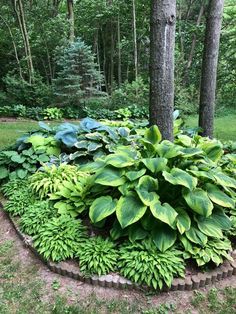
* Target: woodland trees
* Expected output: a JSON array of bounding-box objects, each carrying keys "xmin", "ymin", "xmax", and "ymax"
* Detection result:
[{"xmin": 0, "ymin": 0, "xmax": 234, "ymax": 138}]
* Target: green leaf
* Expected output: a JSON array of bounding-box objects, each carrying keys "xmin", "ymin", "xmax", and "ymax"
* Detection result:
[
  {"xmin": 209, "ymin": 208, "xmax": 232, "ymax": 230},
  {"xmin": 11, "ymin": 154, "xmax": 26, "ymax": 164},
  {"xmin": 37, "ymin": 154, "xmax": 49, "ymax": 163},
  {"xmin": 144, "ymin": 125, "xmax": 162, "ymax": 145},
  {"xmin": 128, "ymin": 225, "xmax": 148, "ymax": 242},
  {"xmin": 175, "ymin": 208, "xmax": 191, "ymax": 234},
  {"xmin": 195, "ymin": 216, "xmax": 223, "ymax": 238},
  {"xmin": 136, "ymin": 175, "xmax": 159, "ymax": 206},
  {"xmin": 186, "ymin": 226, "xmax": 208, "ymax": 245},
  {"xmin": 16, "ymin": 169, "xmax": 28, "ymax": 179},
  {"xmin": 206, "ymin": 183, "xmax": 235, "ymax": 208},
  {"xmin": 163, "ymin": 168, "xmax": 197, "ymax": 190},
  {"xmin": 152, "ymin": 222, "xmax": 177, "ymax": 252},
  {"xmin": 141, "ymin": 157, "xmax": 168, "ymax": 173},
  {"xmin": 200, "ymin": 142, "xmax": 223, "ymax": 161},
  {"xmin": 125, "ymin": 168, "xmax": 146, "ymax": 181},
  {"xmin": 156, "ymin": 141, "xmax": 182, "ymax": 158},
  {"xmin": 89, "ymin": 196, "xmax": 117, "ymax": 223},
  {"xmin": 95, "ymin": 167, "xmax": 126, "ymax": 186},
  {"xmin": 105, "ymin": 153, "xmax": 135, "ymax": 168},
  {"xmin": 150, "ymin": 202, "xmax": 178, "ymax": 227},
  {"xmin": 110, "ymin": 220, "xmax": 128, "ymax": 240},
  {"xmin": 183, "ymin": 188, "xmax": 213, "ymax": 217},
  {"xmin": 116, "ymin": 192, "xmax": 147, "ymax": 228},
  {"xmin": 213, "ymin": 172, "xmax": 236, "ymax": 189},
  {"xmin": 0, "ymin": 166, "xmax": 9, "ymax": 179}
]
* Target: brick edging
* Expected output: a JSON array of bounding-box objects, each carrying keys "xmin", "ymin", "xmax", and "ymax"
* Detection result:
[{"xmin": 3, "ymin": 207, "xmax": 236, "ymax": 292}]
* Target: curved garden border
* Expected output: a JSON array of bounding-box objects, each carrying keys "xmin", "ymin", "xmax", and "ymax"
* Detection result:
[{"xmin": 2, "ymin": 202, "xmax": 236, "ymax": 293}]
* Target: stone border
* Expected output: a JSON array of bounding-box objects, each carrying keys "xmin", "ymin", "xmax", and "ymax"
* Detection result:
[{"xmin": 2, "ymin": 207, "xmax": 236, "ymax": 292}]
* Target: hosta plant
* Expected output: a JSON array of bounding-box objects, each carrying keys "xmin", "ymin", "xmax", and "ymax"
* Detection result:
[
  {"xmin": 33, "ymin": 215, "xmax": 87, "ymax": 262},
  {"xmin": 86, "ymin": 126, "xmax": 235, "ymax": 253},
  {"xmin": 4, "ymin": 187, "xmax": 36, "ymax": 216},
  {"xmin": 76, "ymin": 236, "xmax": 119, "ymax": 276},
  {"xmin": 1, "ymin": 178, "xmax": 29, "ymax": 197},
  {"xmin": 180, "ymin": 235, "xmax": 233, "ymax": 266},
  {"xmin": 20, "ymin": 200, "xmax": 57, "ymax": 235},
  {"xmin": 30, "ymin": 164, "xmax": 84, "ymax": 199},
  {"xmin": 118, "ymin": 239, "xmax": 185, "ymax": 290}
]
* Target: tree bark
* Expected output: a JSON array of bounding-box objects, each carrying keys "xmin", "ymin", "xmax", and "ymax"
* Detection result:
[
  {"xmin": 149, "ymin": 0, "xmax": 176, "ymax": 141},
  {"xmin": 67, "ymin": 0, "xmax": 75, "ymax": 43},
  {"xmin": 132, "ymin": 0, "xmax": 138, "ymax": 81},
  {"xmin": 199, "ymin": 0, "xmax": 224, "ymax": 138},
  {"xmin": 117, "ymin": 13, "xmax": 122, "ymax": 87}
]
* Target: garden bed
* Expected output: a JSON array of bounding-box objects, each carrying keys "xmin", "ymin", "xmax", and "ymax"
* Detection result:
[{"xmin": 2, "ymin": 202, "xmax": 236, "ymax": 293}]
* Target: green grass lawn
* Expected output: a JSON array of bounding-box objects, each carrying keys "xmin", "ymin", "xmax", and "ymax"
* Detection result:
[
  {"xmin": 185, "ymin": 113, "xmax": 236, "ymax": 141},
  {"xmin": 0, "ymin": 114, "xmax": 235, "ymax": 150}
]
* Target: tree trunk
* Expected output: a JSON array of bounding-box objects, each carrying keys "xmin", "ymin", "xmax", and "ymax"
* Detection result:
[
  {"xmin": 199, "ymin": 0, "xmax": 224, "ymax": 138},
  {"xmin": 149, "ymin": 0, "xmax": 176, "ymax": 141},
  {"xmin": 184, "ymin": 3, "xmax": 205, "ymax": 84},
  {"xmin": 0, "ymin": 15, "xmax": 23, "ymax": 80},
  {"xmin": 13, "ymin": 0, "xmax": 34, "ymax": 84},
  {"xmin": 132, "ymin": 0, "xmax": 138, "ymax": 81},
  {"xmin": 117, "ymin": 13, "xmax": 122, "ymax": 87},
  {"xmin": 67, "ymin": 0, "xmax": 75, "ymax": 43}
]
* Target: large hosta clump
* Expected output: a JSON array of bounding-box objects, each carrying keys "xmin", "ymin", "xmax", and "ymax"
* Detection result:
[{"xmin": 83, "ymin": 126, "xmax": 236, "ymax": 265}]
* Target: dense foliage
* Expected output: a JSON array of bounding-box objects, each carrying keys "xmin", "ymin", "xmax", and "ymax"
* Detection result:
[{"xmin": 1, "ymin": 119, "xmax": 236, "ymax": 290}]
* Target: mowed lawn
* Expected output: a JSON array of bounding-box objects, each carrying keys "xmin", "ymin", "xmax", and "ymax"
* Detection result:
[
  {"xmin": 0, "ymin": 114, "xmax": 235, "ymax": 149},
  {"xmin": 185, "ymin": 113, "xmax": 236, "ymax": 142}
]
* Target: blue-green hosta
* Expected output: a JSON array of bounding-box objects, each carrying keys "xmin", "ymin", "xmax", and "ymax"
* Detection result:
[{"xmin": 85, "ymin": 126, "xmax": 236, "ymax": 256}]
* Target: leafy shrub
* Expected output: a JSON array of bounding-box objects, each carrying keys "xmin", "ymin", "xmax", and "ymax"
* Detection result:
[
  {"xmin": 30, "ymin": 164, "xmax": 82, "ymax": 199},
  {"xmin": 118, "ymin": 240, "xmax": 185, "ymax": 290},
  {"xmin": 43, "ymin": 107, "xmax": 63, "ymax": 120},
  {"xmin": 3, "ymin": 73, "xmax": 53, "ymax": 107},
  {"xmin": 33, "ymin": 215, "xmax": 87, "ymax": 262},
  {"xmin": 20, "ymin": 200, "xmax": 57, "ymax": 235},
  {"xmin": 111, "ymin": 77, "xmax": 149, "ymax": 108},
  {"xmin": 77, "ymin": 236, "xmax": 119, "ymax": 276},
  {"xmin": 87, "ymin": 126, "xmax": 235, "ymax": 258},
  {"xmin": 181, "ymin": 235, "xmax": 233, "ymax": 266},
  {"xmin": 0, "ymin": 133, "xmax": 60, "ymax": 181},
  {"xmin": 4, "ymin": 187, "xmax": 36, "ymax": 216}
]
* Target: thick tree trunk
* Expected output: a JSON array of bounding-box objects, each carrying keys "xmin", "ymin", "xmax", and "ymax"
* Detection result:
[
  {"xmin": 132, "ymin": 0, "xmax": 138, "ymax": 81},
  {"xmin": 149, "ymin": 0, "xmax": 176, "ymax": 141},
  {"xmin": 67, "ymin": 0, "xmax": 75, "ymax": 43},
  {"xmin": 199, "ymin": 0, "xmax": 224, "ymax": 138}
]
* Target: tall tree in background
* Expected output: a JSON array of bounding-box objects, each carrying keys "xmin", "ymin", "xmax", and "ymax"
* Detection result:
[
  {"xmin": 12, "ymin": 0, "xmax": 34, "ymax": 84},
  {"xmin": 199, "ymin": 0, "xmax": 224, "ymax": 138},
  {"xmin": 149, "ymin": 0, "xmax": 176, "ymax": 141},
  {"xmin": 67, "ymin": 0, "xmax": 75, "ymax": 43},
  {"xmin": 132, "ymin": 0, "xmax": 138, "ymax": 81}
]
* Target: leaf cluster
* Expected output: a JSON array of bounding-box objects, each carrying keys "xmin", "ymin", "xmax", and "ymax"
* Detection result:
[
  {"xmin": 76, "ymin": 236, "xmax": 119, "ymax": 276},
  {"xmin": 33, "ymin": 215, "xmax": 87, "ymax": 262},
  {"xmin": 118, "ymin": 239, "xmax": 185, "ymax": 290},
  {"xmin": 20, "ymin": 200, "xmax": 57, "ymax": 235}
]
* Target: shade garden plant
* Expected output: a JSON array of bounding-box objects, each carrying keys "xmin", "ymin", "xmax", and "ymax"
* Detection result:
[{"xmin": 0, "ymin": 117, "xmax": 236, "ymax": 291}]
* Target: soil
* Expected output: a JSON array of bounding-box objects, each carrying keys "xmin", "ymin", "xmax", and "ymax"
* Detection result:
[{"xmin": 1, "ymin": 208, "xmax": 236, "ymax": 313}]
